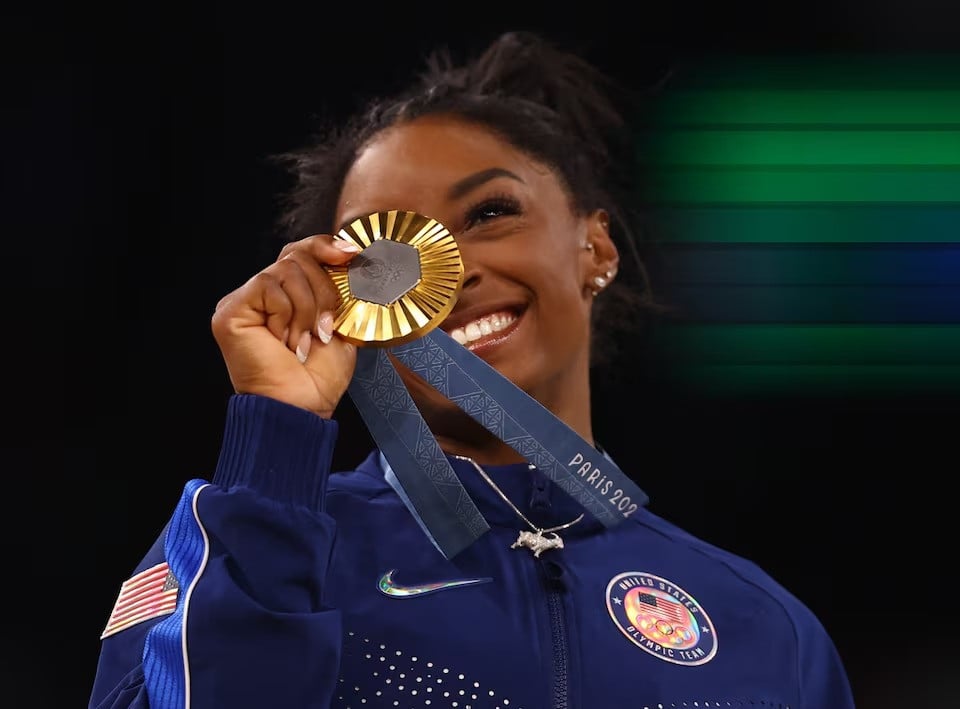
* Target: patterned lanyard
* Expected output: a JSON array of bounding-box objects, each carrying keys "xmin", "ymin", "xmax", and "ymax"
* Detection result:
[{"xmin": 349, "ymin": 328, "xmax": 649, "ymax": 559}]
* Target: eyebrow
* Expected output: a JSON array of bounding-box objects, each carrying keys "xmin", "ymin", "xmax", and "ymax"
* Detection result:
[
  {"xmin": 447, "ymin": 167, "xmax": 524, "ymax": 200},
  {"xmin": 338, "ymin": 167, "xmax": 525, "ymax": 229}
]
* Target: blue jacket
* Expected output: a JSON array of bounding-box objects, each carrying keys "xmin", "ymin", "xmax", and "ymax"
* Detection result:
[{"xmin": 90, "ymin": 394, "xmax": 855, "ymax": 708}]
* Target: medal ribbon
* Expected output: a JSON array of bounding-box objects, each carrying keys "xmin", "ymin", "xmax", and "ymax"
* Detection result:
[{"xmin": 348, "ymin": 328, "xmax": 649, "ymax": 559}]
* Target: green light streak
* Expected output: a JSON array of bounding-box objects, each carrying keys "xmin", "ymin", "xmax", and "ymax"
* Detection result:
[
  {"xmin": 647, "ymin": 168, "xmax": 960, "ymax": 204},
  {"xmin": 649, "ymin": 130, "xmax": 960, "ymax": 166},
  {"xmin": 653, "ymin": 90, "xmax": 960, "ymax": 127}
]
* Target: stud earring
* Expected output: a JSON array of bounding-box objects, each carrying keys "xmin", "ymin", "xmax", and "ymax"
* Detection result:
[
  {"xmin": 581, "ymin": 241, "xmax": 594, "ymax": 251},
  {"xmin": 590, "ymin": 272, "xmax": 611, "ymax": 297}
]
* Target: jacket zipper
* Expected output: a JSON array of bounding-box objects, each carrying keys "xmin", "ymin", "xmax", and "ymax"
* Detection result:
[{"xmin": 540, "ymin": 561, "xmax": 570, "ymax": 709}]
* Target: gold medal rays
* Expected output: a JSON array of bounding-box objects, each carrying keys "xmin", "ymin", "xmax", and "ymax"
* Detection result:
[{"xmin": 326, "ymin": 210, "xmax": 464, "ymax": 347}]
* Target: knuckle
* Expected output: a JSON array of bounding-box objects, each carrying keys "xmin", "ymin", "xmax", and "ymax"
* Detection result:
[{"xmin": 277, "ymin": 241, "xmax": 300, "ymax": 260}]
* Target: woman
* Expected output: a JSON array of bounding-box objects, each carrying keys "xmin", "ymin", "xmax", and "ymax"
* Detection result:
[{"xmin": 89, "ymin": 31, "xmax": 855, "ymax": 708}]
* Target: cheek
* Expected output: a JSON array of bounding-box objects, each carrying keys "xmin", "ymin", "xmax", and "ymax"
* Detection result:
[
  {"xmin": 537, "ymin": 275, "xmax": 591, "ymax": 330},
  {"xmin": 543, "ymin": 252, "xmax": 589, "ymax": 302}
]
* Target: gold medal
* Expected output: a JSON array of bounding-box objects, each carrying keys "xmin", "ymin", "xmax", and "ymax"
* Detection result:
[{"xmin": 326, "ymin": 210, "xmax": 463, "ymax": 347}]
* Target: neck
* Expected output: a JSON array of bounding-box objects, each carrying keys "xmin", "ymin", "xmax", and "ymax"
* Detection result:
[
  {"xmin": 422, "ymin": 402, "xmax": 527, "ymax": 465},
  {"xmin": 389, "ymin": 353, "xmax": 595, "ymax": 468},
  {"xmin": 416, "ymin": 379, "xmax": 596, "ymax": 468}
]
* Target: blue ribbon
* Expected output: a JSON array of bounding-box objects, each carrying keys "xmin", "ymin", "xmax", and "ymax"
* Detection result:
[{"xmin": 348, "ymin": 328, "xmax": 649, "ymax": 559}]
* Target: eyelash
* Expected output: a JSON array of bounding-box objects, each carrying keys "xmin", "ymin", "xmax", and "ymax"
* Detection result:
[{"xmin": 463, "ymin": 193, "xmax": 522, "ymax": 229}]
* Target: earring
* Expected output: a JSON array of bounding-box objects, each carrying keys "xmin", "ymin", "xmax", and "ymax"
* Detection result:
[
  {"xmin": 581, "ymin": 241, "xmax": 594, "ymax": 251},
  {"xmin": 590, "ymin": 271, "xmax": 614, "ymax": 297}
]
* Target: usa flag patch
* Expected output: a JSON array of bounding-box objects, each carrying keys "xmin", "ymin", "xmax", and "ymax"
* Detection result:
[{"xmin": 100, "ymin": 562, "xmax": 179, "ymax": 639}]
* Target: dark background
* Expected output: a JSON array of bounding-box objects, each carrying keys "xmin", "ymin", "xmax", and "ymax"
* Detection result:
[{"xmin": 5, "ymin": 1, "xmax": 959, "ymax": 707}]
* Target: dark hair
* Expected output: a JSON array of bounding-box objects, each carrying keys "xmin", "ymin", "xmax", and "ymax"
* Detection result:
[{"xmin": 272, "ymin": 30, "xmax": 670, "ymax": 369}]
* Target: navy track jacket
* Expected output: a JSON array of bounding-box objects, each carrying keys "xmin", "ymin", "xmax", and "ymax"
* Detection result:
[{"xmin": 90, "ymin": 394, "xmax": 855, "ymax": 708}]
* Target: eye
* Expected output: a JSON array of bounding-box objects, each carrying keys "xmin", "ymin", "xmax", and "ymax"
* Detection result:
[{"xmin": 463, "ymin": 194, "xmax": 522, "ymax": 229}]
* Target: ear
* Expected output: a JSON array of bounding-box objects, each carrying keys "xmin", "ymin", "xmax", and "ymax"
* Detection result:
[{"xmin": 582, "ymin": 209, "xmax": 619, "ymax": 296}]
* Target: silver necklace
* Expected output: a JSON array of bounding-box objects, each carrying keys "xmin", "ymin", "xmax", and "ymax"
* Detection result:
[{"xmin": 453, "ymin": 454, "xmax": 584, "ymax": 557}]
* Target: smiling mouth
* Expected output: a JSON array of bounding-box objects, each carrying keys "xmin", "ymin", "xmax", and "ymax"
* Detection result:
[{"xmin": 446, "ymin": 310, "xmax": 518, "ymax": 347}]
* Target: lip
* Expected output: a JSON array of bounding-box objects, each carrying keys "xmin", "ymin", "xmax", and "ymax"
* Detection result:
[
  {"xmin": 442, "ymin": 303, "xmax": 525, "ymax": 353},
  {"xmin": 441, "ymin": 302, "xmax": 524, "ymax": 333},
  {"xmin": 462, "ymin": 316, "xmax": 521, "ymax": 354}
]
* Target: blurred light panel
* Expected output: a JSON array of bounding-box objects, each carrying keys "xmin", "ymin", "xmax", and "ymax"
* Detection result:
[{"xmin": 644, "ymin": 56, "xmax": 960, "ymax": 395}]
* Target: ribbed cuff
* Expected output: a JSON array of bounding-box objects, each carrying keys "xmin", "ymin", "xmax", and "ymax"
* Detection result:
[{"xmin": 211, "ymin": 394, "xmax": 339, "ymax": 512}]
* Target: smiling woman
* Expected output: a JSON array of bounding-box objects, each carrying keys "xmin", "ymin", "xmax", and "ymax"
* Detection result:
[{"xmin": 88, "ymin": 31, "xmax": 855, "ymax": 709}]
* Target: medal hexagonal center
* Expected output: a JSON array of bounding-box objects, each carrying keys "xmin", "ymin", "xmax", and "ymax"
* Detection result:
[{"xmin": 347, "ymin": 239, "xmax": 422, "ymax": 306}]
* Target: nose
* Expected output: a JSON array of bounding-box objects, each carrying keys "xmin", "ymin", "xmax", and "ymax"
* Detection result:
[
  {"xmin": 460, "ymin": 266, "xmax": 481, "ymax": 291},
  {"xmin": 458, "ymin": 247, "xmax": 483, "ymax": 292}
]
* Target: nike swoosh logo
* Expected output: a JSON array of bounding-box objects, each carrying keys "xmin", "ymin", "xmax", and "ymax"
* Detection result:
[{"xmin": 378, "ymin": 569, "xmax": 492, "ymax": 598}]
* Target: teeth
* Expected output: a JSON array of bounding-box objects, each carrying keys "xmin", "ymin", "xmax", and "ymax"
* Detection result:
[{"xmin": 449, "ymin": 312, "xmax": 516, "ymax": 346}]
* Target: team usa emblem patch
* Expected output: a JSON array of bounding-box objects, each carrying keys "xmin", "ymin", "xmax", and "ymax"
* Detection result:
[
  {"xmin": 100, "ymin": 562, "xmax": 179, "ymax": 639},
  {"xmin": 605, "ymin": 571, "xmax": 717, "ymax": 666}
]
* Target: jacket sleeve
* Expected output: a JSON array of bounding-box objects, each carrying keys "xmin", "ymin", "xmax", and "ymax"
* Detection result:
[{"xmin": 89, "ymin": 394, "xmax": 342, "ymax": 709}]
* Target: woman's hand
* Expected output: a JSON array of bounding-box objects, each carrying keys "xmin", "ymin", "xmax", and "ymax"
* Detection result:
[{"xmin": 211, "ymin": 235, "xmax": 360, "ymax": 418}]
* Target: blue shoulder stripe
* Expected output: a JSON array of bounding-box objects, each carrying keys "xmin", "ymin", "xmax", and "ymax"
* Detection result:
[{"xmin": 142, "ymin": 479, "xmax": 211, "ymax": 709}]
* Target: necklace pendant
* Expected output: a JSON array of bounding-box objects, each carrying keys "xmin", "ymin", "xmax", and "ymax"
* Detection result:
[{"xmin": 511, "ymin": 530, "xmax": 564, "ymax": 557}]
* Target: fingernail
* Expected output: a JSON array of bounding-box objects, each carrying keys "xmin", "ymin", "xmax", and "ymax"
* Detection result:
[
  {"xmin": 295, "ymin": 331, "xmax": 312, "ymax": 363},
  {"xmin": 332, "ymin": 239, "xmax": 361, "ymax": 253},
  {"xmin": 317, "ymin": 311, "xmax": 334, "ymax": 344}
]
